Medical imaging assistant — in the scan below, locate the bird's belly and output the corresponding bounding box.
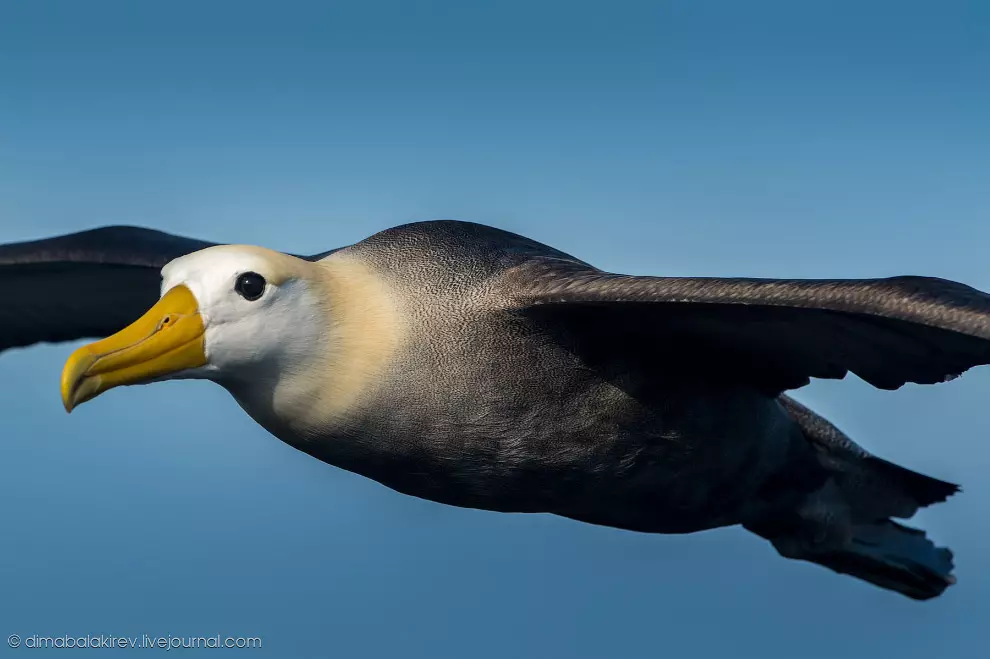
[299,383,793,535]
[233,313,795,535]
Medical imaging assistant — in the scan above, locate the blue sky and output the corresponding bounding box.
[1,1,988,657]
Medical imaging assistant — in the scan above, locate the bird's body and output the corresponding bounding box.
[2,219,982,600]
[230,223,797,535]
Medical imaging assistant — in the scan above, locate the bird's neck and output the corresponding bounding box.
[226,252,407,444]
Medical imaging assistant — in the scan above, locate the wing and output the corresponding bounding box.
[507,257,990,394]
[0,226,219,353]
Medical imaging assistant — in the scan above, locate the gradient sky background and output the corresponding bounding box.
[1,1,988,657]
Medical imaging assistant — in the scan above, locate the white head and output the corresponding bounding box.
[60,244,403,435]
[61,245,331,410]
[161,245,329,385]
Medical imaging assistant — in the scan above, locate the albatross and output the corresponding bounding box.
[3,220,987,600]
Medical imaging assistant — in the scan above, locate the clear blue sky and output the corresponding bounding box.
[1,1,988,657]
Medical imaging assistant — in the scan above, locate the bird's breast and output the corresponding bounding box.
[230,309,793,532]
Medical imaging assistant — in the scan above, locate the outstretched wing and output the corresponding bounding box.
[507,257,990,394]
[0,226,218,353]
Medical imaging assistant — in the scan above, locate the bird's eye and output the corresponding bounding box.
[234,272,266,301]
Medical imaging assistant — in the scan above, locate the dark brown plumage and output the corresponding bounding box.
[2,220,980,600]
[0,227,215,352]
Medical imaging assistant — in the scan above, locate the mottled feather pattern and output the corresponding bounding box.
[0,219,979,600]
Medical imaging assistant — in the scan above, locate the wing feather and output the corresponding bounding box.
[508,258,990,393]
[0,227,216,352]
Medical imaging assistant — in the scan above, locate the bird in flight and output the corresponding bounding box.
[3,220,986,600]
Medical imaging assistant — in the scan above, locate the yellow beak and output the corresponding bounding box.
[61,284,207,412]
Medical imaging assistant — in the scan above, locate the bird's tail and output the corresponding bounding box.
[778,394,959,521]
[792,519,955,601]
[746,395,959,600]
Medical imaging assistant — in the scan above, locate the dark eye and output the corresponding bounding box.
[234,272,266,301]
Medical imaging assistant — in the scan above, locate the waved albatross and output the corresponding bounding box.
[2,220,986,601]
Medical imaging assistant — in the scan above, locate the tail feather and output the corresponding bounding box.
[861,456,960,510]
[780,394,960,520]
[805,520,955,601]
[753,396,960,600]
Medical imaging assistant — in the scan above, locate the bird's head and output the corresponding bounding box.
[60,245,332,412]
